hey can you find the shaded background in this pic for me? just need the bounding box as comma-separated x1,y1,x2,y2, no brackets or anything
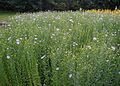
0,0,120,12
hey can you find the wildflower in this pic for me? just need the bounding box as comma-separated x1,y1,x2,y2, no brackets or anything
43,84,46,86
56,28,60,31
7,24,10,27
56,67,59,71
73,42,78,47
69,74,72,78
39,40,42,43
34,38,38,40
69,19,74,23
86,45,92,49
34,41,37,44
111,46,116,51
111,33,116,36
41,55,46,59
52,34,55,36
69,29,72,31
79,8,82,11
93,37,97,41
38,27,41,29
16,39,20,45
48,24,51,26
34,35,37,37
115,6,118,10
8,37,11,41
20,38,22,40
6,55,10,59
106,60,109,62
105,34,108,37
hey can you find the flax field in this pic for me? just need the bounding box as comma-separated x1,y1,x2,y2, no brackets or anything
0,11,120,86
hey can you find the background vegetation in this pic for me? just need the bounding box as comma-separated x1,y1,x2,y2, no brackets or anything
0,0,120,12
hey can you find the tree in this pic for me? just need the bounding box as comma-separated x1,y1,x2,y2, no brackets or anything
0,0,120,11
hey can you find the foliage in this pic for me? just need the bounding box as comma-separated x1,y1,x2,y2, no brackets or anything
0,11,120,86
0,0,120,11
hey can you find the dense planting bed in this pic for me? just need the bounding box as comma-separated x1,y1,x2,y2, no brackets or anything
0,11,120,86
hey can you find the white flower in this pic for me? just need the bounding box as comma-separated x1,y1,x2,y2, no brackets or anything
111,46,116,51
43,83,46,86
6,55,10,59
8,37,11,41
20,38,23,40
34,38,38,40
34,41,37,44
56,28,60,31
69,74,72,78
105,34,108,37
69,19,74,23
111,33,116,36
73,42,78,46
115,6,118,10
41,55,46,59
56,67,59,71
106,60,109,62
86,46,92,49
79,8,82,11
16,39,20,45
34,35,37,37
69,29,72,31
93,37,97,41
7,24,10,27
53,21,55,23
52,34,55,36
118,72,120,74
48,24,51,26
38,27,41,29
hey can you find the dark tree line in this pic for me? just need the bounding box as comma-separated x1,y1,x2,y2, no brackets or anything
0,0,120,12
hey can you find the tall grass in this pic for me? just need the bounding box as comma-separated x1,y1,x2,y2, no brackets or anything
0,11,120,86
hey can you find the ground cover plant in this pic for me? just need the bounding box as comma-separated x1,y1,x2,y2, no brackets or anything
0,11,120,86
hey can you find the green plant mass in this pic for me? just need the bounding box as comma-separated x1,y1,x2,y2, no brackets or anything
0,11,120,86
0,0,120,11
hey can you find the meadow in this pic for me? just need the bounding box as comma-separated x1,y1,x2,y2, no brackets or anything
0,11,120,86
